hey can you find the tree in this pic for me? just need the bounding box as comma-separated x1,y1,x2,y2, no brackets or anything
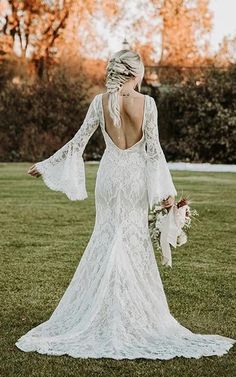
88,0,213,67
0,0,71,77
214,35,236,67
151,0,212,66
0,0,118,78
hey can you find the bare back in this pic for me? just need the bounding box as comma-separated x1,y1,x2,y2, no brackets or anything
102,93,146,150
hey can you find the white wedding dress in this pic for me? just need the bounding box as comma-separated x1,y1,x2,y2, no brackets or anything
15,93,235,360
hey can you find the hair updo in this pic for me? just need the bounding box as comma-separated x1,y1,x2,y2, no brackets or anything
105,49,145,128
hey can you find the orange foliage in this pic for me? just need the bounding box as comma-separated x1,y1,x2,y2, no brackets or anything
111,0,213,67
214,36,236,67
157,0,213,66
0,0,235,77
0,1,72,59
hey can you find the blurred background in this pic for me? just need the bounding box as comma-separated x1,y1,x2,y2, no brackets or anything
0,0,235,164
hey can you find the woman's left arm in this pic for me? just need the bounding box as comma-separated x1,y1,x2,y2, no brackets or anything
145,96,177,209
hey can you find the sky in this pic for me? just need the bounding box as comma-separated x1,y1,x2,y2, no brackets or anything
209,0,236,51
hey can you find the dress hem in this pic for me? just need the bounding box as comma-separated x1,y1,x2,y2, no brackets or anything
15,338,235,361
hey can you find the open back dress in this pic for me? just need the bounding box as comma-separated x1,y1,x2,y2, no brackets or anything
15,93,235,359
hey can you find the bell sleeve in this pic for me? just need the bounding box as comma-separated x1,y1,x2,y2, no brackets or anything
145,97,177,209
35,95,100,201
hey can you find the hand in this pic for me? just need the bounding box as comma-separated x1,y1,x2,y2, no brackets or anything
27,164,41,178
161,195,175,208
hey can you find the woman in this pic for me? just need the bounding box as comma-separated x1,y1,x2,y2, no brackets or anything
15,50,235,360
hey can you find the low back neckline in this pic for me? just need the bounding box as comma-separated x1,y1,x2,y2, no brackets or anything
100,93,147,152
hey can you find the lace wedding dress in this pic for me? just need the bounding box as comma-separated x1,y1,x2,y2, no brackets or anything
15,93,235,360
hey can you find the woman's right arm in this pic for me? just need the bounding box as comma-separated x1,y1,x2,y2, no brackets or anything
28,94,100,200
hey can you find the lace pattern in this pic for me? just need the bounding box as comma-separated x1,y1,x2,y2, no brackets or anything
35,95,100,200
15,93,235,360
144,96,177,208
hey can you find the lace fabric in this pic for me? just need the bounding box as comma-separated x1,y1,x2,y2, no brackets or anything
15,93,235,360
35,95,100,200
144,96,177,208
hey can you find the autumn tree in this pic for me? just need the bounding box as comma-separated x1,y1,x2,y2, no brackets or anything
53,0,122,89
214,35,236,67
157,0,212,66
88,0,212,67
0,0,72,78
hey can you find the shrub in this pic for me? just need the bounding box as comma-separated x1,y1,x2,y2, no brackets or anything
0,68,105,162
1,64,235,164
150,65,236,163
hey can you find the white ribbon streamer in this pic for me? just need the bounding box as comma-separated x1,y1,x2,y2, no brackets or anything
159,205,188,267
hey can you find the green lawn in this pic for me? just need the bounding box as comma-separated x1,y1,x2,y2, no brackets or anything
0,162,235,377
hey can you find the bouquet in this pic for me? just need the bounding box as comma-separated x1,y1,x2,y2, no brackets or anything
148,196,198,267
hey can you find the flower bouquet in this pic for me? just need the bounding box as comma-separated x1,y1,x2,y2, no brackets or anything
148,196,198,267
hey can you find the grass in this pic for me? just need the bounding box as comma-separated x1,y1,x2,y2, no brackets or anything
0,162,235,377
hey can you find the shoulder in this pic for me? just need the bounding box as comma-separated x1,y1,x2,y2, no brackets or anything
90,93,103,109
145,94,155,102
145,94,157,110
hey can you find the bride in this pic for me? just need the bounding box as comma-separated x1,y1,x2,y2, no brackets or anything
15,49,235,360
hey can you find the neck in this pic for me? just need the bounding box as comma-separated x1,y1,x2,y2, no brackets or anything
119,84,136,95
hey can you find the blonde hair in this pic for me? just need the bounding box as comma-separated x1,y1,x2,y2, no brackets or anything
105,49,145,128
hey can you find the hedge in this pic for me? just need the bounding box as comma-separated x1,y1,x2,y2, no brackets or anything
149,65,236,164
0,64,235,163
